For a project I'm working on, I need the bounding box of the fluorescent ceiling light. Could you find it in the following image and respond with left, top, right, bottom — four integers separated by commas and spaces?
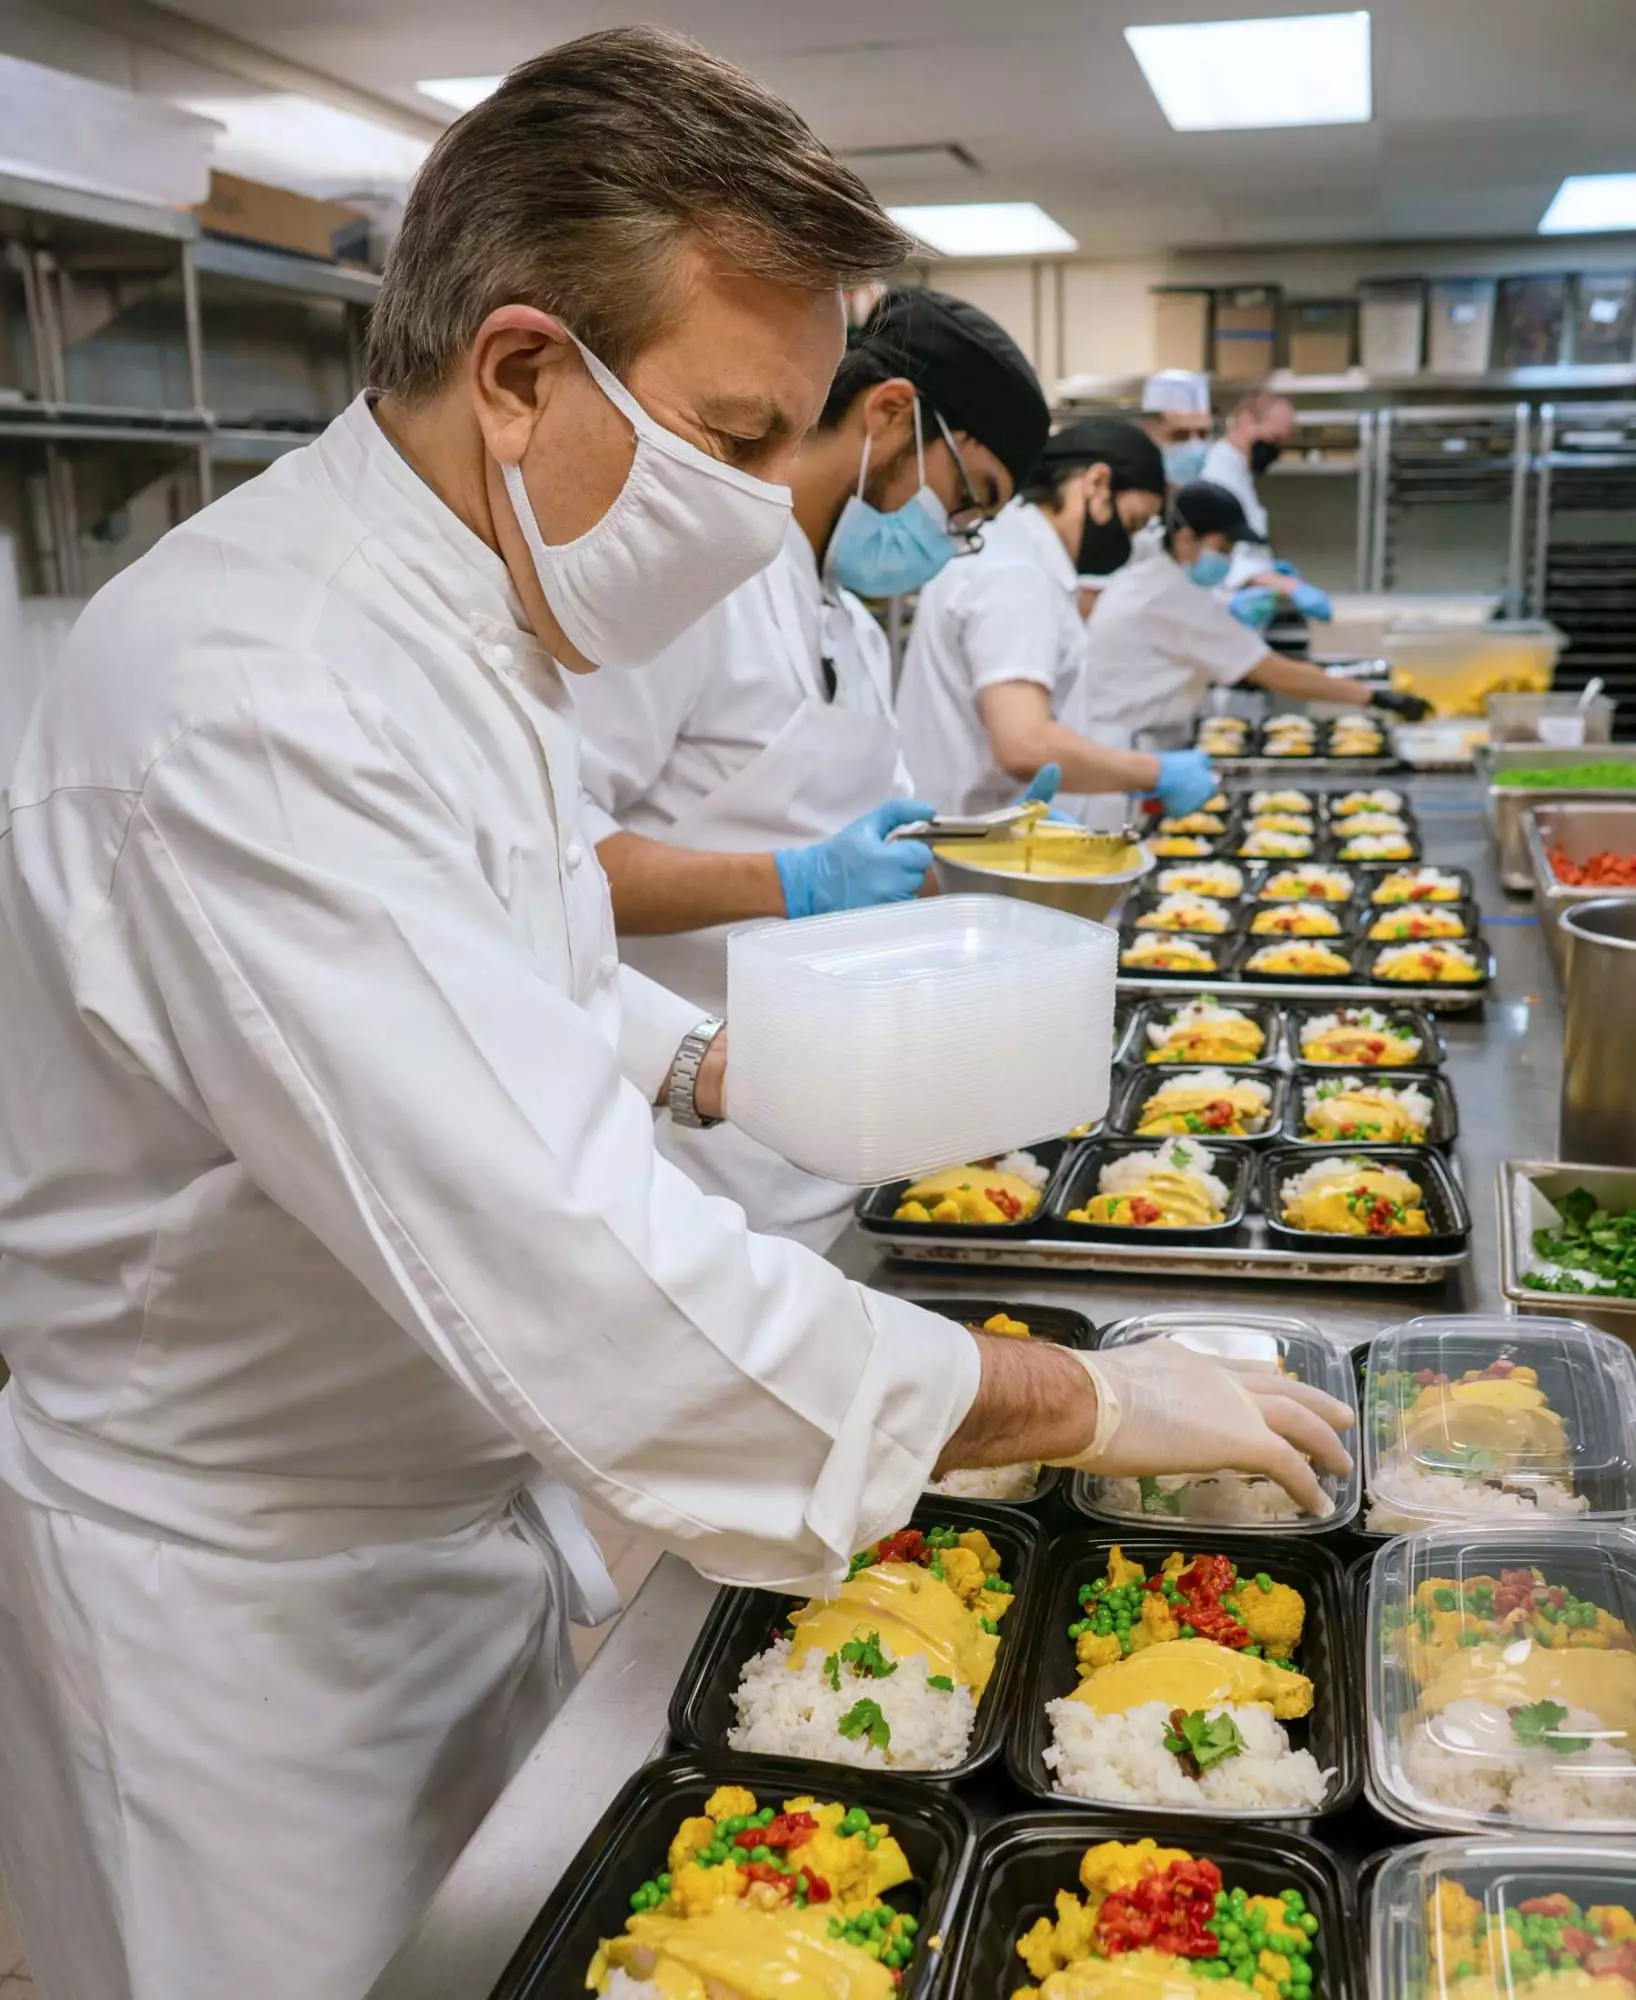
180, 94, 430, 194
1124, 12, 1372, 132
416, 75, 504, 113
887, 201, 1078, 257
1540, 173, 1636, 234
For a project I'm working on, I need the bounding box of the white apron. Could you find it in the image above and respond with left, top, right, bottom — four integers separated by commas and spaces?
621, 559, 901, 1251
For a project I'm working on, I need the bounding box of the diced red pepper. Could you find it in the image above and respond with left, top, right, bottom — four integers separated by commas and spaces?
985, 1185, 1023, 1221
736, 1812, 816, 1853
875, 1529, 928, 1567
738, 1862, 797, 1900
1129, 1196, 1163, 1226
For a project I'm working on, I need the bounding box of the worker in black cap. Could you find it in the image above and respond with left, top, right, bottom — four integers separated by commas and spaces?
897, 415, 1219, 832
572, 285, 1055, 1249
1077, 479, 1431, 740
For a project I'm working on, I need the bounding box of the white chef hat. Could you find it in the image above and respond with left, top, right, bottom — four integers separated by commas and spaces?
1141, 369, 1212, 415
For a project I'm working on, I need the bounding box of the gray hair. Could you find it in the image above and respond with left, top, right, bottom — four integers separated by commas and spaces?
368, 25, 912, 398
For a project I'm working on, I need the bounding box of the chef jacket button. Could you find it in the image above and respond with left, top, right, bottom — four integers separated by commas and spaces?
483, 642, 516, 673
564, 839, 585, 869
597, 952, 619, 981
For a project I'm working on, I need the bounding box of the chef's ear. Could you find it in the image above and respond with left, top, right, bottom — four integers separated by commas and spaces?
1084, 461, 1115, 525
858, 376, 919, 450
468, 305, 576, 464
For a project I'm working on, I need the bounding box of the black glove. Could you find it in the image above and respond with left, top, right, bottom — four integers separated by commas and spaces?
1370, 688, 1432, 722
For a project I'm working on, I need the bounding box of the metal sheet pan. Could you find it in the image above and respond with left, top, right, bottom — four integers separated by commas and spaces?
1520, 800, 1636, 982
1117, 972, 1486, 1013
862, 1227, 1464, 1285
1498, 1157, 1636, 1338
1474, 741, 1636, 891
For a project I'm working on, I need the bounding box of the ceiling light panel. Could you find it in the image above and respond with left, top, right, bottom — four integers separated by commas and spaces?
887, 201, 1078, 257
1539, 173, 1636, 234
416, 76, 504, 113
1125, 12, 1372, 132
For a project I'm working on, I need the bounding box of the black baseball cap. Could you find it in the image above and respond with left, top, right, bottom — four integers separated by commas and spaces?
1037, 417, 1165, 499
852, 287, 1051, 491
1172, 479, 1259, 543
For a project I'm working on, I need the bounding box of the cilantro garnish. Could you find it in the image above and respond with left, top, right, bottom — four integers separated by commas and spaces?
1139, 1475, 1184, 1516
837, 1632, 898, 1680
1163, 1707, 1245, 1776
837, 1698, 891, 1750
1510, 1698, 1590, 1755
822, 1651, 841, 1691
927, 1674, 955, 1693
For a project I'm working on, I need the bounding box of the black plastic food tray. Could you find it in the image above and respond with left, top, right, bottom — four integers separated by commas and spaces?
1331, 835, 1424, 867
1044, 1136, 1251, 1245
1358, 897, 1480, 945
1123, 885, 1245, 938
1253, 867, 1359, 904
1118, 928, 1237, 980
911, 1298, 1095, 1507
1243, 902, 1356, 944
486, 1750, 975, 2000
1258, 1143, 1471, 1255
1357, 862, 1476, 906
1284, 1002, 1446, 1068
667, 1496, 1044, 1785
944, 1809, 1360, 2000
855, 1139, 1072, 1239
1121, 995, 1284, 1068
1008, 1527, 1363, 1819
1282, 1067, 1459, 1149
1234, 933, 1369, 985
1109, 1065, 1286, 1145
1360, 934, 1496, 991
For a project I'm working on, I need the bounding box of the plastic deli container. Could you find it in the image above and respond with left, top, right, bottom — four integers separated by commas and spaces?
668, 1497, 1043, 1787
946, 1810, 1358, 2000
1071, 1312, 1362, 1533
726, 895, 1117, 1185
1366, 1524, 1636, 1835
915, 1299, 1096, 1507
1369, 1834, 1636, 1999
1011, 1526, 1361, 1820
487, 1751, 975, 2000
1361, 1315, 1636, 1535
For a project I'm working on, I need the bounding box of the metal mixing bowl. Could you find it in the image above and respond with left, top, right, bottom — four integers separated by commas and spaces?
931, 843, 1154, 922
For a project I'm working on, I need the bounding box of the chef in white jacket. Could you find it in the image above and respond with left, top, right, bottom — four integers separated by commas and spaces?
0, 34, 1356, 2000
1200, 391, 1335, 630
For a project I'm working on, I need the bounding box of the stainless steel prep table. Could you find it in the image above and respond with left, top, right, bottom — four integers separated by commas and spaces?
367, 771, 1563, 2000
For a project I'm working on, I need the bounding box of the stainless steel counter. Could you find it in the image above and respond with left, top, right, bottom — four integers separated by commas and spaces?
368, 770, 1562, 2000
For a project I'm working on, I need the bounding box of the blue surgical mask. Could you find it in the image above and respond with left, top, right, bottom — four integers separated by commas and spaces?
1164, 440, 1209, 486
1187, 549, 1232, 589
827, 400, 959, 597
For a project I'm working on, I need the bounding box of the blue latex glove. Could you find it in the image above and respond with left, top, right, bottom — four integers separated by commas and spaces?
1290, 579, 1333, 621
775, 799, 935, 918
1017, 762, 1074, 822
1272, 560, 1299, 578
1154, 750, 1219, 817
1229, 586, 1278, 631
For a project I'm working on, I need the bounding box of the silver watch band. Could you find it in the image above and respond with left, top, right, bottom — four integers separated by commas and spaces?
667, 1016, 725, 1129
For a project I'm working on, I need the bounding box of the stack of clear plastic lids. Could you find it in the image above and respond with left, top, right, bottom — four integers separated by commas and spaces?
1370, 1835, 1636, 1996
1367, 1524, 1636, 1832
725, 895, 1117, 1186
1072, 1312, 1361, 1532
1362, 1315, 1636, 1535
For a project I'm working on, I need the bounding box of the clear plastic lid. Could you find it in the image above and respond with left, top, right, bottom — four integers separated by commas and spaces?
1074, 1312, 1361, 1533
1367, 1524, 1636, 1834
1363, 1315, 1636, 1535
1371, 1834, 1636, 1997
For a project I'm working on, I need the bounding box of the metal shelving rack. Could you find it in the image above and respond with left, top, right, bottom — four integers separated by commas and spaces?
1369, 402, 1532, 609
1530, 400, 1636, 709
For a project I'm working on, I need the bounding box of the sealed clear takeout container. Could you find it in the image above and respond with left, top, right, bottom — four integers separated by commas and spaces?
1367, 1524, 1636, 1834
1072, 1313, 1361, 1533
1369, 1834, 1636, 1999
1362, 1315, 1636, 1535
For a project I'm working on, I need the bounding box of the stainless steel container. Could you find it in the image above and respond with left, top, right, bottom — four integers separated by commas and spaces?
1522, 801, 1636, 983
1475, 741, 1636, 891
1499, 1157, 1636, 1346
1561, 897, 1636, 1165
931, 844, 1152, 923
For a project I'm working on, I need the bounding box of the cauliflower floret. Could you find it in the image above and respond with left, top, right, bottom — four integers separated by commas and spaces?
1239, 1579, 1306, 1660
960, 1528, 1003, 1576
1129, 1592, 1180, 1653
1107, 1546, 1145, 1589
1017, 1888, 1100, 1979
1076, 1629, 1123, 1673
1079, 1839, 1191, 1901
666, 1814, 718, 1878
704, 1785, 758, 1822
940, 1545, 986, 1602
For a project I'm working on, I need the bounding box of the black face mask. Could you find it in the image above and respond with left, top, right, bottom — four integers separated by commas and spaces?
1250, 439, 1283, 474
1077, 508, 1132, 576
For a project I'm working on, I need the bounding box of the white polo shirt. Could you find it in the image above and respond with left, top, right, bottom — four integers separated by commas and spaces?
1077, 547, 1267, 739
897, 499, 1098, 818
1200, 436, 1275, 589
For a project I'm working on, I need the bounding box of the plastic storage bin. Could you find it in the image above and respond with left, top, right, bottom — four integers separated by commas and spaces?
1486, 689, 1615, 747
726, 895, 1117, 1185
1428, 278, 1498, 373
1366, 1523, 1636, 1834
1361, 1314, 1636, 1535
1360, 279, 1426, 376
1321, 591, 1500, 661
1384, 621, 1564, 719
1072, 1311, 1361, 1533
1369, 1834, 1636, 1999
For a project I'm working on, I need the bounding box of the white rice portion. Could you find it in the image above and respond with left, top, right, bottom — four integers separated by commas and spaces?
1402, 1698, 1636, 1827
1377, 867, 1462, 899
1099, 1138, 1230, 1212
1301, 1008, 1422, 1060
1045, 1698, 1330, 1811
1157, 864, 1244, 897
1377, 940, 1479, 977
605, 1976, 664, 1999
1146, 1000, 1252, 1050
1281, 1152, 1412, 1208
1250, 790, 1313, 813
993, 1148, 1048, 1189
1099, 1472, 1299, 1524
1147, 893, 1229, 928
727, 1635, 978, 1771
1366, 1456, 1589, 1532
1303, 1078, 1435, 1132
1147, 1068, 1272, 1115
929, 1462, 1041, 1501
1336, 788, 1404, 813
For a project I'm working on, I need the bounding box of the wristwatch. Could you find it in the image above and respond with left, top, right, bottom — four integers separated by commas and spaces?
667, 1017, 725, 1129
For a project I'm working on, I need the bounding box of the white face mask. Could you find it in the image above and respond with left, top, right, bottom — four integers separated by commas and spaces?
501, 333, 793, 670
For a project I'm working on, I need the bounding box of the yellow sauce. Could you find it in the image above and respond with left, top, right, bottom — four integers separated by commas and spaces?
1068, 1637, 1314, 1719
894, 1166, 1040, 1227
1137, 1080, 1268, 1137
788, 1564, 1001, 1697
1261, 870, 1352, 902
1305, 1085, 1428, 1143
1419, 1645, 1636, 1737
1368, 906, 1467, 940
598, 1905, 898, 1998
940, 828, 1142, 879
1401, 1374, 1571, 1470
1250, 903, 1341, 937
1122, 936, 1218, 972
1373, 870, 1461, 904
1245, 940, 1352, 976
1300, 1023, 1420, 1066
1035, 1953, 1259, 1998
1282, 1163, 1429, 1236
1377, 943, 1481, 983
1069, 1167, 1224, 1229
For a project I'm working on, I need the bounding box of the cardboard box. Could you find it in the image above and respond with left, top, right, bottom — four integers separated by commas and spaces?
1153, 288, 1211, 372
1213, 287, 1279, 381
194, 171, 369, 265
1359, 281, 1425, 375
1286, 300, 1356, 376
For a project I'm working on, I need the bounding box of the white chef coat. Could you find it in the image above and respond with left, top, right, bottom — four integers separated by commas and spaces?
1200, 436, 1275, 589
575, 520, 910, 1251
0, 395, 979, 2000
898, 499, 1108, 822
1077, 547, 1267, 740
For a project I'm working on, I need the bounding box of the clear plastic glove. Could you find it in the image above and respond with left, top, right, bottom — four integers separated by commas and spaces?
1047, 1338, 1354, 1517
1229, 586, 1278, 632
1153, 749, 1219, 817
1371, 687, 1432, 722
1289, 580, 1333, 621
775, 799, 935, 918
